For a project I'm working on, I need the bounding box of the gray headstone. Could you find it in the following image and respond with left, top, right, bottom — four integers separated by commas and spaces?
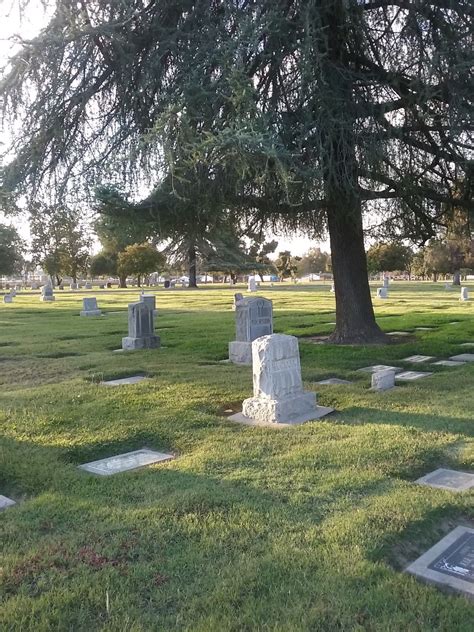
449, 353, 474, 362
84, 282, 92, 289
460, 287, 469, 301
140, 294, 157, 315
377, 287, 388, 299
230, 334, 334, 425
80, 297, 101, 317
248, 276, 257, 292
229, 297, 273, 365
40, 285, 55, 301
3, 294, 13, 303
102, 375, 147, 386
415, 468, 474, 492
122, 301, 160, 350
406, 526, 474, 598
78, 448, 174, 475
371, 369, 395, 391
232, 293, 244, 311
383, 276, 389, 288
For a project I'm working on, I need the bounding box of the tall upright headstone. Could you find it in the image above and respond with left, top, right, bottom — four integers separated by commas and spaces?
140, 294, 157, 315
80, 297, 102, 317
383, 276, 390, 288
460, 287, 469, 301
248, 276, 257, 292
41, 285, 55, 302
235, 334, 333, 424
229, 297, 273, 364
122, 302, 160, 350
377, 287, 388, 299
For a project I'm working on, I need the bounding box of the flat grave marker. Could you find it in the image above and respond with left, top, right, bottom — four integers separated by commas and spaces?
406, 526, 474, 598
449, 353, 474, 363
387, 331, 411, 336
101, 375, 147, 386
78, 448, 174, 475
415, 327, 435, 331
460, 342, 474, 348
432, 360, 465, 367
395, 370, 433, 381
358, 364, 402, 373
0, 495, 16, 510
402, 355, 435, 363
415, 468, 474, 492
316, 378, 352, 385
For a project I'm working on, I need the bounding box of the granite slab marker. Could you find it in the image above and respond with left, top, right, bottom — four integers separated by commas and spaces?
402, 355, 435, 363
415, 468, 474, 492
449, 353, 474, 362
80, 297, 102, 317
102, 376, 148, 386
229, 297, 273, 365
78, 448, 174, 475
432, 360, 465, 367
395, 370, 433, 381
122, 301, 160, 350
0, 495, 16, 510
371, 369, 395, 391
317, 378, 352, 385
358, 364, 402, 373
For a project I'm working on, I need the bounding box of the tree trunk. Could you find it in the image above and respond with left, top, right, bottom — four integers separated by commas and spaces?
188, 243, 198, 288
137, 275, 141, 287
119, 273, 127, 288
453, 270, 461, 285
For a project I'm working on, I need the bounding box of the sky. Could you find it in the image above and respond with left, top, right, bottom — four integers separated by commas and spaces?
0, 1, 329, 257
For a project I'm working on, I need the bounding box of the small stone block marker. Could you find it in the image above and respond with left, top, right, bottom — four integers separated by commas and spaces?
371, 369, 395, 391
402, 355, 435, 363
415, 468, 474, 492
122, 301, 160, 350
3, 294, 13, 303
40, 285, 55, 301
78, 448, 174, 475
317, 378, 351, 385
80, 297, 101, 317
102, 375, 147, 386
395, 370, 433, 381
449, 353, 474, 363
229, 334, 334, 425
229, 297, 273, 365
358, 364, 401, 374
377, 287, 388, 299
432, 360, 465, 367
0, 495, 16, 510
406, 526, 474, 598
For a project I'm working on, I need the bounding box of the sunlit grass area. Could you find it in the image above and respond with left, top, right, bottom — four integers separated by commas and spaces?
1, 281, 473, 630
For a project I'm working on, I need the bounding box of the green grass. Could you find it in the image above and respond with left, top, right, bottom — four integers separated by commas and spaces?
1, 281, 473, 631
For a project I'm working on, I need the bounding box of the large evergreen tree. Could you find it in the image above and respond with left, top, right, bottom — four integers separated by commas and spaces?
1, 1, 472, 341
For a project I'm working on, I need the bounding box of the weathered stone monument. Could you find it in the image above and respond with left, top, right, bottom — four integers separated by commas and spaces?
377, 287, 388, 299
140, 294, 157, 315
383, 276, 389, 288
248, 276, 257, 292
232, 292, 244, 311
371, 369, 395, 391
460, 287, 469, 301
229, 297, 273, 365
122, 301, 159, 350
230, 334, 333, 425
3, 294, 13, 304
40, 285, 55, 302
80, 297, 102, 317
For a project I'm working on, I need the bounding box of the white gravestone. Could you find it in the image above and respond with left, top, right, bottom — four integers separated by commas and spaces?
371, 369, 395, 391
40, 285, 55, 301
377, 287, 388, 299
383, 276, 389, 288
229, 297, 273, 365
248, 276, 257, 292
140, 294, 158, 315
80, 297, 102, 317
460, 287, 469, 301
122, 301, 160, 350
232, 334, 333, 425
3, 294, 13, 303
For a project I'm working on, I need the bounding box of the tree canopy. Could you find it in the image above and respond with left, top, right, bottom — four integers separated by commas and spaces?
0, 223, 24, 277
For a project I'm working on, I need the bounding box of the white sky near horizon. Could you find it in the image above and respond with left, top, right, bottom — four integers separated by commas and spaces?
0, 0, 328, 257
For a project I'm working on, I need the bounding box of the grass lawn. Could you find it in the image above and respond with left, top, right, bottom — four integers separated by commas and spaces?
1, 281, 473, 631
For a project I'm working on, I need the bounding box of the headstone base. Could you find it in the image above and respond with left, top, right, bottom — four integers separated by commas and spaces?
241, 391, 327, 424
122, 335, 160, 350
229, 340, 252, 365
40, 296, 55, 301
80, 310, 102, 317
229, 404, 334, 427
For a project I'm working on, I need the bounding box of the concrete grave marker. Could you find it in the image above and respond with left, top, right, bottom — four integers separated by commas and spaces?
78, 448, 174, 475
406, 526, 474, 598
3, 294, 13, 303
383, 276, 390, 288
229, 334, 334, 425
449, 353, 474, 362
122, 301, 160, 350
40, 285, 55, 301
232, 293, 244, 311
0, 495, 16, 510
371, 369, 395, 391
102, 375, 148, 386
80, 297, 102, 317
460, 287, 469, 301
248, 276, 257, 292
415, 327, 434, 331
317, 378, 351, 385
387, 331, 411, 336
377, 287, 388, 299
415, 468, 474, 492
358, 364, 401, 373
395, 370, 432, 381
402, 355, 435, 363
432, 360, 465, 367
229, 297, 273, 365
140, 294, 158, 315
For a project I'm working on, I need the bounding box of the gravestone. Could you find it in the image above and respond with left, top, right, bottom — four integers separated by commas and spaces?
40, 285, 55, 301
99, 284, 105, 289
122, 301, 160, 350
371, 369, 395, 391
358, 364, 401, 373
432, 360, 465, 367
0, 495, 16, 510
415, 468, 474, 492
383, 276, 389, 288
84, 282, 92, 289
330, 284, 335, 293
460, 287, 469, 301
449, 353, 474, 362
102, 375, 147, 386
317, 378, 351, 385
402, 355, 435, 363
377, 287, 388, 299
406, 526, 474, 598
229, 297, 273, 365
230, 334, 333, 424
444, 282, 452, 290
232, 292, 244, 311
248, 276, 257, 292
80, 297, 102, 317
395, 370, 432, 381
387, 331, 411, 337
140, 294, 157, 315
78, 448, 174, 475
3, 294, 13, 304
